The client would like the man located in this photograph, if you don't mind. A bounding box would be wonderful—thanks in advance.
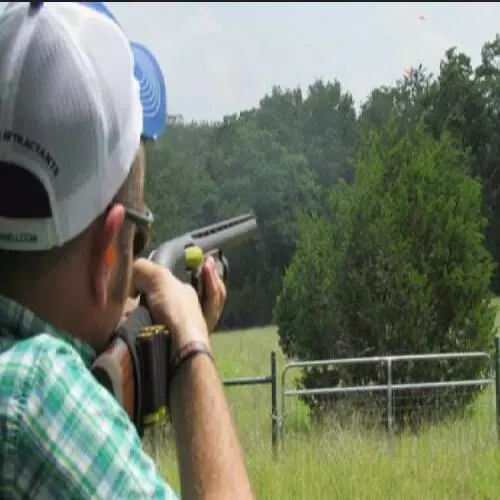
[0,2,254,499]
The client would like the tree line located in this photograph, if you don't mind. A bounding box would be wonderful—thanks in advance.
[145,35,500,334]
[144,35,500,427]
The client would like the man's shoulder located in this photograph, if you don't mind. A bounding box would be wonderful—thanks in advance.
[0,332,85,394]
[0,332,179,499]
[1,330,80,357]
[0,332,95,438]
[0,331,107,425]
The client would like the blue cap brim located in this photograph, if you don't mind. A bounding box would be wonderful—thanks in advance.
[78,2,167,140]
[78,2,117,22]
[131,42,167,141]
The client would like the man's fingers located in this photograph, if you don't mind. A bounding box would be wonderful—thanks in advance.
[201,257,226,331]
[218,273,227,303]
[201,259,216,308]
[212,275,227,329]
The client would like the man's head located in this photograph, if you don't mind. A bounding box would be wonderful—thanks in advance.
[0,2,166,351]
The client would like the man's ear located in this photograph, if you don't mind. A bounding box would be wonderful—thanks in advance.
[91,204,126,308]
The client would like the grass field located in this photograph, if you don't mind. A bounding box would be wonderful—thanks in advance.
[155,324,500,499]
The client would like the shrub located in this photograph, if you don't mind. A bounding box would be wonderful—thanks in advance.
[274,117,496,431]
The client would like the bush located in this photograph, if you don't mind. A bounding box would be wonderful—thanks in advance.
[274,117,496,431]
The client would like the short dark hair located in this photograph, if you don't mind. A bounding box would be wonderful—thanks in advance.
[0,162,52,217]
[0,149,144,291]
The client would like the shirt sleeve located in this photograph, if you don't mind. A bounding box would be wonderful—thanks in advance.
[10,334,179,500]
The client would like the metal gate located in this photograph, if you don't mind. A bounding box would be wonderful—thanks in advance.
[281,351,494,445]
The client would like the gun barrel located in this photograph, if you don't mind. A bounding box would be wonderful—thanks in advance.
[191,212,257,252]
[149,212,258,282]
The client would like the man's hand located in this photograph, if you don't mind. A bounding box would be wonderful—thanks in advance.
[200,255,227,332]
[132,257,226,354]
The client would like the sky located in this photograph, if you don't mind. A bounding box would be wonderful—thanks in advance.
[2,2,500,122]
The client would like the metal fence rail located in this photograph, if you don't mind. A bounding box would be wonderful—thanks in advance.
[223,350,279,456]
[146,338,500,460]
[281,350,495,445]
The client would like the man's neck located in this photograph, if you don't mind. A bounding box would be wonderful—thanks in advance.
[2,270,97,349]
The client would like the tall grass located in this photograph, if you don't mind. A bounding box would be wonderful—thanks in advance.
[156,327,499,499]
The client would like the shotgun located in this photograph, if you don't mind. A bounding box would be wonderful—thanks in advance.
[91,213,258,437]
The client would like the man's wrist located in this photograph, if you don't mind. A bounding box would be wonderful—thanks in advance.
[167,341,216,405]
[169,325,211,361]
[168,340,214,382]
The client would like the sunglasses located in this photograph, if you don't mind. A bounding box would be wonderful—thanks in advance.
[123,205,154,258]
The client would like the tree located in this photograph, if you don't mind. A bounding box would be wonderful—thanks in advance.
[143,76,361,330]
[360,65,433,139]
[145,119,217,242]
[274,116,496,430]
[422,40,500,291]
[206,118,320,328]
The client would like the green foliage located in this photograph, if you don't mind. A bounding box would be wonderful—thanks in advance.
[145,120,217,241]
[274,116,496,429]
[144,80,357,329]
[143,33,500,363]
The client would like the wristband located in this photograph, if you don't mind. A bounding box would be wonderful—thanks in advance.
[167,340,215,398]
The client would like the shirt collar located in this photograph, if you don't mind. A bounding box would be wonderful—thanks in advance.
[0,294,95,367]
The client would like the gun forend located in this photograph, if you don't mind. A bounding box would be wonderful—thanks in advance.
[149,212,258,283]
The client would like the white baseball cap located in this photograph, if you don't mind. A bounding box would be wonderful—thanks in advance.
[0,1,167,251]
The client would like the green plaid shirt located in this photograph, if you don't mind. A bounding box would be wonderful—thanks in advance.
[0,294,178,499]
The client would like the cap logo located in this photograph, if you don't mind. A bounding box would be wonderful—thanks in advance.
[0,130,59,177]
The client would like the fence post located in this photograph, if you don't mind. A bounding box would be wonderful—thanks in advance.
[270,351,278,458]
[387,358,393,436]
[495,336,500,444]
